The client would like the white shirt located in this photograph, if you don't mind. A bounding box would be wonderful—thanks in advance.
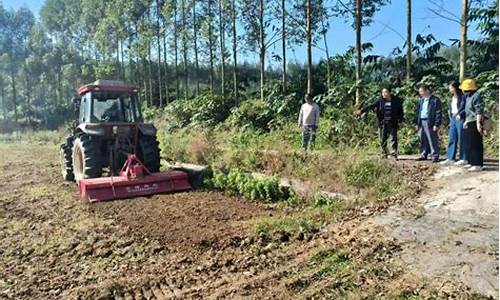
[451,96,459,114]
[298,102,320,126]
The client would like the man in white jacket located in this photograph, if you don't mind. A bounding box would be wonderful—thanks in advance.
[298,94,320,151]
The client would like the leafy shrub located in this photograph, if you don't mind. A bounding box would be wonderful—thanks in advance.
[227,99,275,131]
[399,125,420,155]
[158,129,191,163]
[317,106,377,148]
[204,169,292,203]
[142,106,163,121]
[163,93,235,131]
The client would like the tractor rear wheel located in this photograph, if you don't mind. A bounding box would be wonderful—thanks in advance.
[137,135,161,172]
[60,137,74,181]
[72,135,102,182]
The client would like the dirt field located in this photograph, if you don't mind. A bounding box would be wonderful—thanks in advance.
[0,143,497,299]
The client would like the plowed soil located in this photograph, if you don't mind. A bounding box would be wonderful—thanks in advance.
[0,144,497,299]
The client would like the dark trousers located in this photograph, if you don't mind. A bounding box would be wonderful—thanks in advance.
[446,115,465,161]
[463,123,483,167]
[379,123,398,156]
[420,120,439,160]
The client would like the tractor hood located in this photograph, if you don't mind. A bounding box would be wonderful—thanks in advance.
[78,123,157,137]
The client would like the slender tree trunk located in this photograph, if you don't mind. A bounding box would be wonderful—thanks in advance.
[219,0,226,97]
[116,38,120,79]
[208,0,215,94]
[0,81,6,120]
[406,0,412,81]
[321,15,331,90]
[306,0,312,94]
[130,24,136,85]
[459,0,469,82]
[148,40,153,106]
[231,0,238,101]
[163,23,170,104]
[259,0,265,102]
[193,0,200,96]
[355,0,362,107]
[25,71,31,127]
[174,1,180,100]
[181,0,189,100]
[11,73,17,124]
[281,0,287,94]
[157,0,163,106]
[120,40,125,81]
[128,42,133,84]
[142,56,148,106]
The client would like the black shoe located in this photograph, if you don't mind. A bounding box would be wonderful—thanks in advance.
[390,154,398,161]
[432,158,439,163]
[416,156,427,161]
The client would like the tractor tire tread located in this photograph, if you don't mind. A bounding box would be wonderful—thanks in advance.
[138,135,161,173]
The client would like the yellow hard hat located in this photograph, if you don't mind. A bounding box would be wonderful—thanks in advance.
[460,79,478,91]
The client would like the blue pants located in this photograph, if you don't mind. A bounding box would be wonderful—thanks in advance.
[446,115,465,161]
[302,125,317,151]
[420,120,439,160]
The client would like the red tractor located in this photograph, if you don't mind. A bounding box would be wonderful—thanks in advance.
[60,80,191,202]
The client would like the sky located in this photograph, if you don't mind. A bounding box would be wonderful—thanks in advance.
[2,0,491,66]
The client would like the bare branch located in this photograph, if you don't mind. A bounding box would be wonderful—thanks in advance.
[427,0,460,20]
[427,8,461,24]
[375,20,406,41]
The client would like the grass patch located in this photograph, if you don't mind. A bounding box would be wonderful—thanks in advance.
[342,157,402,200]
[254,215,319,238]
[0,130,65,145]
[309,249,352,280]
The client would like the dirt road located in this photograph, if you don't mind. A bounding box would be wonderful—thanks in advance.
[0,143,497,299]
[370,159,499,298]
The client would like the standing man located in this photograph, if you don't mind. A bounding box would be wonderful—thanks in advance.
[358,87,404,160]
[298,93,320,151]
[415,85,443,162]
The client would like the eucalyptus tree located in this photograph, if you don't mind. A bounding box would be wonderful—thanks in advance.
[333,0,390,106]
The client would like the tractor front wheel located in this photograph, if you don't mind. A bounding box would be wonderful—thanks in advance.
[72,135,102,182]
[137,135,161,172]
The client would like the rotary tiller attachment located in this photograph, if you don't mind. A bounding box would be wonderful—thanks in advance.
[78,154,192,203]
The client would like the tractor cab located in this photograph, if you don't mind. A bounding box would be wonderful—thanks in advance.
[77,80,142,124]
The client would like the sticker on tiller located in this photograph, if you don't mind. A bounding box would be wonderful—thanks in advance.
[125,184,159,194]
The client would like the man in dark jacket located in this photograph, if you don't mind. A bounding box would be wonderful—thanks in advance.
[359,87,404,160]
[415,85,443,162]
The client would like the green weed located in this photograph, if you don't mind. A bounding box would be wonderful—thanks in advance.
[254,216,319,237]
[309,249,352,280]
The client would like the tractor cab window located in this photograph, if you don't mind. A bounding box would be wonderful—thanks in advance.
[90,93,141,123]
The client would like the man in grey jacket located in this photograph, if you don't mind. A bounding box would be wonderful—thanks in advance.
[298,94,320,151]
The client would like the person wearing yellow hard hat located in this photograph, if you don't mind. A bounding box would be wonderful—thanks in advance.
[460,78,485,171]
